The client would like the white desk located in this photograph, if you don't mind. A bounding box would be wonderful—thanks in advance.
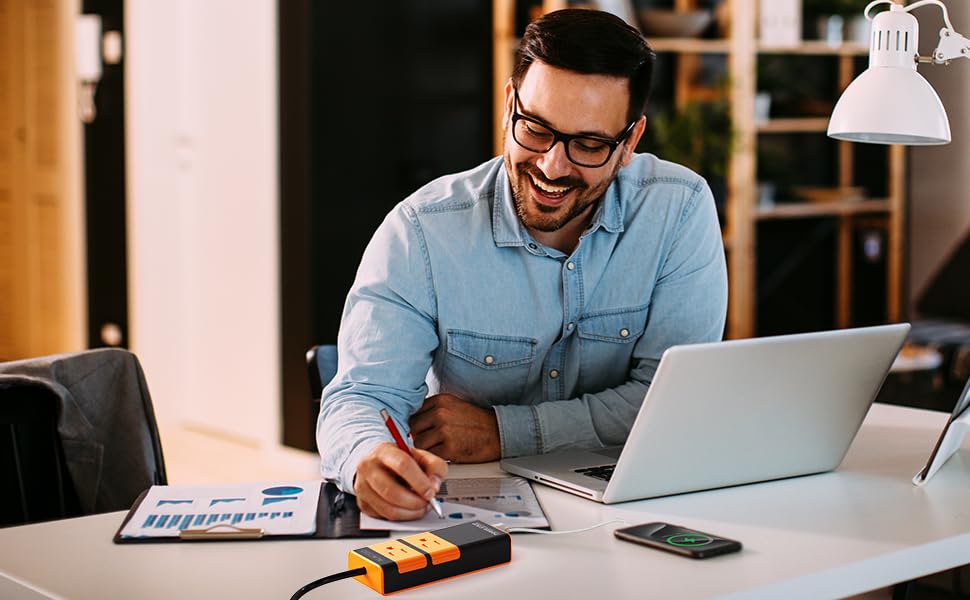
[2,403,969,600]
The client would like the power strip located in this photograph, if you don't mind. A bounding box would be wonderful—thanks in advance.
[347,520,511,594]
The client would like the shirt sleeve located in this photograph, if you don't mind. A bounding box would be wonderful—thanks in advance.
[316,204,440,492]
[494,180,728,456]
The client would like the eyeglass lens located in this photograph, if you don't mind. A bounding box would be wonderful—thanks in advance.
[512,118,614,168]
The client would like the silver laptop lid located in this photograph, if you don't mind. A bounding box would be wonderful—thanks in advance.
[601,323,909,503]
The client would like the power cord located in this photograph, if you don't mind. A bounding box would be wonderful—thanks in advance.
[289,567,366,600]
[501,518,629,535]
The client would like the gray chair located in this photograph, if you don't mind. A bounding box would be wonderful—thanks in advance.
[0,348,167,526]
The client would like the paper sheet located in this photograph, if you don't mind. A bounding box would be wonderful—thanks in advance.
[119,480,320,538]
[359,476,548,531]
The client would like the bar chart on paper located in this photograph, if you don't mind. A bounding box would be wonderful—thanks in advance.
[140,510,297,530]
[119,481,320,539]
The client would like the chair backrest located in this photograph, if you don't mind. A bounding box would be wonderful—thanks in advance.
[0,348,167,523]
[0,380,82,526]
[307,344,338,408]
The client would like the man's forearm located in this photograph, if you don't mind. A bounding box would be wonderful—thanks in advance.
[494,377,650,457]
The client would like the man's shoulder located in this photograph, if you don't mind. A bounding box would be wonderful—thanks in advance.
[618,153,707,193]
[403,157,504,215]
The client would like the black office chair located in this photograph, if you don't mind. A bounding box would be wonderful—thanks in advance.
[0,379,81,526]
[307,344,338,411]
[0,349,167,526]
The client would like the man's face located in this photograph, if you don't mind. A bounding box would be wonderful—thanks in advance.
[503,61,643,234]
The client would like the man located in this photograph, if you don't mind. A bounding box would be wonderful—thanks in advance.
[317,9,727,520]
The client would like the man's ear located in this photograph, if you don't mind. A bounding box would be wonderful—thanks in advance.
[620,116,647,166]
[501,79,514,131]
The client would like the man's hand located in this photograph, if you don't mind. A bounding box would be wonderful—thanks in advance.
[354,442,448,521]
[409,394,501,462]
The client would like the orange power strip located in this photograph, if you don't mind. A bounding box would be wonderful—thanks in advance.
[348,520,511,595]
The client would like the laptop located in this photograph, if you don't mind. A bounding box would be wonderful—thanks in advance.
[500,323,910,504]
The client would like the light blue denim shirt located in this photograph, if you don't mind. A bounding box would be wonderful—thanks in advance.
[317,154,727,492]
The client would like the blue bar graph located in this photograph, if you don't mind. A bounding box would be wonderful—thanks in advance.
[141,509,297,532]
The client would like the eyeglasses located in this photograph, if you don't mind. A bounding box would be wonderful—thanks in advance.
[510,88,637,168]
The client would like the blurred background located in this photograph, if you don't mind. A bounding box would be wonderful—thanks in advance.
[1,0,969,463]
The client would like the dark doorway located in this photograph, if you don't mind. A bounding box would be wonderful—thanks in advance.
[82,0,128,350]
[280,1,494,450]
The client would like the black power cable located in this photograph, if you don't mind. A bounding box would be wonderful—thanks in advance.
[290,567,367,600]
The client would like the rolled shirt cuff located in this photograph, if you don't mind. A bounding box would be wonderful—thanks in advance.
[493,404,541,457]
[337,437,385,494]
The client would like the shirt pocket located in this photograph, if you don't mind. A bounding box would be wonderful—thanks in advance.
[440,329,537,404]
[576,304,649,389]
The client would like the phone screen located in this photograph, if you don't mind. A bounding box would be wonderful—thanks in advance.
[614,522,742,559]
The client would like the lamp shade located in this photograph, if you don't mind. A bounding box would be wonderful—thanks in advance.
[827,3,951,145]
[827,67,951,145]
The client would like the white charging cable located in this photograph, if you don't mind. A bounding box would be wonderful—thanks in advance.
[496,518,629,535]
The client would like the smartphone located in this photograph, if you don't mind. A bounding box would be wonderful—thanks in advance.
[614,522,742,559]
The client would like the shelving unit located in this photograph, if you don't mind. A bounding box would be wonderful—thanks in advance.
[492,0,906,339]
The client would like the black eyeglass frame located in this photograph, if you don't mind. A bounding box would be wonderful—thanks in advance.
[510,88,638,168]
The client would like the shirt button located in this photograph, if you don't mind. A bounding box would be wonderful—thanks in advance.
[528,243,538,250]
[566,262,575,271]
[619,328,630,338]
[566,322,574,331]
[549,369,559,379]
[484,355,494,365]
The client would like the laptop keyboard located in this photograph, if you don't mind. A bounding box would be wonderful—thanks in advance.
[574,464,616,482]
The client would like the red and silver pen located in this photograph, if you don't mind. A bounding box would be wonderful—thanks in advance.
[380,409,444,519]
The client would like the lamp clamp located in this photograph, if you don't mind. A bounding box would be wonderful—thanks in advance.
[931,27,970,64]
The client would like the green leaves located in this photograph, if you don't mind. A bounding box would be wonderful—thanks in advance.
[641,98,733,179]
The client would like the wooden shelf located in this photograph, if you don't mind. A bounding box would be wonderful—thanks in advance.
[647,40,868,56]
[757,117,830,133]
[758,41,869,56]
[756,199,891,220]
[647,38,730,54]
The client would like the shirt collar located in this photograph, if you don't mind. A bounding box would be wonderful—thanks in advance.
[491,164,625,248]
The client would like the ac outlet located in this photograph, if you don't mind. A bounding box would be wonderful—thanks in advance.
[401,532,461,565]
[367,540,427,573]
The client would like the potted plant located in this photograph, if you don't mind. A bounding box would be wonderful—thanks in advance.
[638,95,733,220]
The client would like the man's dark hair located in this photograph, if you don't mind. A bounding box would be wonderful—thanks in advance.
[511,9,656,124]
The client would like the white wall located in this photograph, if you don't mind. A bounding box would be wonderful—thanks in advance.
[126,0,280,448]
[910,2,970,309]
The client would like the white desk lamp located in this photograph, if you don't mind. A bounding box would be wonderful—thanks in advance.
[828,0,970,145]
[827,0,970,484]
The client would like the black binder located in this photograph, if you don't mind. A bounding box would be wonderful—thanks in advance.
[113,482,388,543]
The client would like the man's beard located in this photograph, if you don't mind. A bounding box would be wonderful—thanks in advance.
[505,156,618,233]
